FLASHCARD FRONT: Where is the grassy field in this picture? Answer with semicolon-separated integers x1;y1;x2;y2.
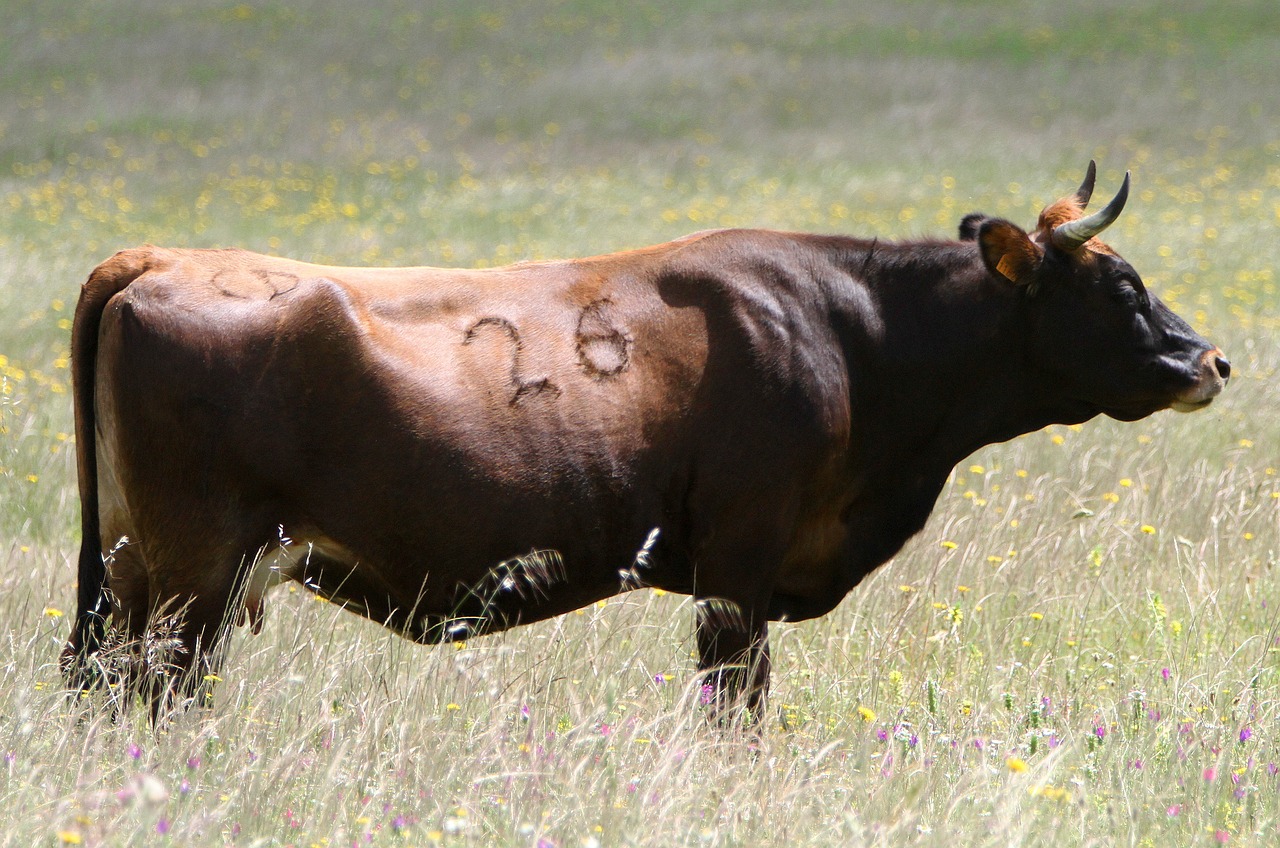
2;0;1278;844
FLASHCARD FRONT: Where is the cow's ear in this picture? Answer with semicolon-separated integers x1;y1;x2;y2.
977;219;1043;285
958;213;988;241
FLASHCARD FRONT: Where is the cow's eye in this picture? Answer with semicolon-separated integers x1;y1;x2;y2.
1110;280;1147;309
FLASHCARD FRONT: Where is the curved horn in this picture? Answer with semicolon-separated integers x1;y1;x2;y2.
1074;160;1097;209
1051;171;1130;251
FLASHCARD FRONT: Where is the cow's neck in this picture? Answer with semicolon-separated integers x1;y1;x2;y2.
837;239;1084;471
789;239;1089;595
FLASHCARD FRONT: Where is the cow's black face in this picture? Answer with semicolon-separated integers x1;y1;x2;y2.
975;166;1229;423
1026;247;1228;422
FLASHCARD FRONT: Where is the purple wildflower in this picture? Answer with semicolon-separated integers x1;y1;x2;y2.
699;684;714;706
1161;667;1171;681
1093;724;1106;740
186;756;200;770
1240;727;1253;743
156;819;169;835
1268;763;1279;777
127;743;142;760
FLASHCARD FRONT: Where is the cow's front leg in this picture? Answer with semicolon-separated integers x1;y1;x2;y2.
694;593;771;724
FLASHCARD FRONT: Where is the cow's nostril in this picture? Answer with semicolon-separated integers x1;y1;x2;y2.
1215;355;1231;382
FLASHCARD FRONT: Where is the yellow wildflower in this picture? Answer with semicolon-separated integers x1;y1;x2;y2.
1030;784;1071;802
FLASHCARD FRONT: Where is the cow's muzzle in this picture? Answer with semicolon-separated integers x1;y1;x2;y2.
1170;347;1230;412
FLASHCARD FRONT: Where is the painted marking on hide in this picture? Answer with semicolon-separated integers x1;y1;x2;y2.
575;299;631;377
463;316;560;405
212;269;301;300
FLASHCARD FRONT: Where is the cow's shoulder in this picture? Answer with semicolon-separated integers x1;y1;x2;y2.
640;229;862;333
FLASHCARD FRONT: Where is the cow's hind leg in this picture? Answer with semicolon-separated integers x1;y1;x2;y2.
140;540;264;720
61;528;152;709
98;539;153;711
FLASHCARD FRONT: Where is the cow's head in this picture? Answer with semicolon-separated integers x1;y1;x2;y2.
964;162;1229;422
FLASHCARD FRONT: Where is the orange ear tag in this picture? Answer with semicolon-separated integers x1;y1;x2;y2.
996;254;1020;282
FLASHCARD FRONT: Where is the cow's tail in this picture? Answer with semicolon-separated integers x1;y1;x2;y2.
61;248;153;686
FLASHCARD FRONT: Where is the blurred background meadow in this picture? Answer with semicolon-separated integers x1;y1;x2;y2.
1;0;1278;844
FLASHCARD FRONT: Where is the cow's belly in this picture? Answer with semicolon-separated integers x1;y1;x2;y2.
249;524;646;641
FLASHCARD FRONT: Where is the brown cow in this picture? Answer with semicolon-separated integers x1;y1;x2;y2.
62;164;1228;716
